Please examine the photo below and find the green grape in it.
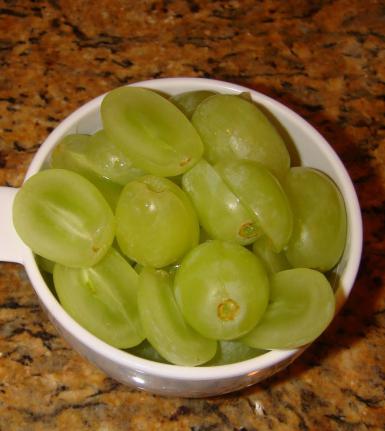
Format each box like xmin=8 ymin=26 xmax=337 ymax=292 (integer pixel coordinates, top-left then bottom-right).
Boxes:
xmin=101 ymin=86 xmax=204 ymax=177
xmin=51 ymin=132 xmax=144 ymax=186
xmin=170 ymin=90 xmax=216 ymax=118
xmin=252 ymin=236 xmax=291 ymax=275
xmin=283 ymin=167 xmax=347 ymax=272
xmin=138 ymin=267 xmax=217 ymax=366
xmin=89 ymin=130 xmax=145 ymax=185
xmin=50 ymin=134 xmax=123 ymax=210
xmin=127 ymin=340 xmax=169 ymax=363
xmin=215 ymin=159 xmax=293 ymax=252
xmin=13 ymin=169 xmax=115 ymax=268
xmin=241 ymin=268 xmax=335 ymax=350
xmin=116 ymin=175 xmax=199 ymax=268
xmin=205 ymin=340 xmax=266 ymax=366
xmin=54 ymin=247 xmax=143 ymax=348
xmin=90 ymin=176 xmax=122 ymax=211
xmin=174 ymin=240 xmax=269 ymax=340
xmin=191 ymin=94 xmax=290 ymax=180
xmin=182 ymin=159 xmax=261 ymax=245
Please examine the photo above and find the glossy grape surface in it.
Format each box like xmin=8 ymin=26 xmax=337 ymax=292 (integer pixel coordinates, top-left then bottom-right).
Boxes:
xmin=283 ymin=167 xmax=347 ymax=271
xmin=174 ymin=240 xmax=269 ymax=340
xmin=192 ymin=94 xmax=290 ymax=179
xmin=13 ymin=169 xmax=115 ymax=267
xmin=116 ymin=175 xmax=199 ymax=268
xmin=138 ymin=267 xmax=217 ymax=366
xmin=101 ymin=86 xmax=204 ymax=176
xmin=182 ymin=159 xmax=260 ymax=245
xmin=206 ymin=340 xmax=265 ymax=366
xmin=89 ymin=130 xmax=145 ymax=184
xmin=51 ymin=132 xmax=143 ymax=185
xmin=170 ymin=90 xmax=216 ymax=118
xmin=252 ymin=236 xmax=291 ymax=275
xmin=241 ymin=268 xmax=335 ymax=349
xmin=50 ymin=134 xmax=124 ymax=210
xmin=215 ymin=159 xmax=293 ymax=252
xmin=54 ymin=247 xmax=144 ymax=348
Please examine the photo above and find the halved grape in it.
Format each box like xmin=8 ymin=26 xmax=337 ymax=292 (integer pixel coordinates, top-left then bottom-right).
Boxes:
xmin=283 ymin=167 xmax=347 ymax=272
xmin=191 ymin=94 xmax=290 ymax=179
xmin=241 ymin=268 xmax=335 ymax=350
xmin=13 ymin=169 xmax=115 ymax=267
xmin=174 ymin=240 xmax=269 ymax=340
xmin=138 ymin=267 xmax=216 ymax=366
xmin=170 ymin=90 xmax=216 ymax=118
xmin=89 ymin=130 xmax=145 ymax=184
xmin=53 ymin=247 xmax=144 ymax=348
xmin=116 ymin=175 xmax=199 ymax=268
xmin=50 ymin=132 xmax=144 ymax=186
xmin=182 ymin=159 xmax=261 ymax=245
xmin=101 ymin=86 xmax=204 ymax=176
xmin=215 ymin=159 xmax=293 ymax=252
xmin=205 ymin=340 xmax=265 ymax=366
xmin=50 ymin=134 xmax=124 ymax=210
xmin=252 ymin=236 xmax=291 ymax=275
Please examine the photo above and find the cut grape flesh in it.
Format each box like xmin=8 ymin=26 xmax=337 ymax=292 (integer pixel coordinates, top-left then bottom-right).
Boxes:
xmin=101 ymin=86 xmax=204 ymax=177
xmin=13 ymin=169 xmax=115 ymax=268
xmin=138 ymin=267 xmax=217 ymax=366
xmin=53 ymin=247 xmax=144 ymax=348
xmin=241 ymin=268 xmax=335 ymax=350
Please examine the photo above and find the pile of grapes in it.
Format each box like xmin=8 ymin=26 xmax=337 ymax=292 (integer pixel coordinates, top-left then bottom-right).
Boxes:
xmin=13 ymin=87 xmax=347 ymax=366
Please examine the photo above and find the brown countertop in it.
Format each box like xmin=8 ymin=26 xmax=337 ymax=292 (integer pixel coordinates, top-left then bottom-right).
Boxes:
xmin=0 ymin=1 xmax=384 ymax=429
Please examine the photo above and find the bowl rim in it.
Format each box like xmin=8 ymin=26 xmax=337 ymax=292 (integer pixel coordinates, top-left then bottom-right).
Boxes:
xmin=22 ymin=77 xmax=363 ymax=381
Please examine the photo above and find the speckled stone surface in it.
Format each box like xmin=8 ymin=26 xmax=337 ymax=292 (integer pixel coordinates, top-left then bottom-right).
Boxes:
xmin=0 ymin=0 xmax=384 ymax=429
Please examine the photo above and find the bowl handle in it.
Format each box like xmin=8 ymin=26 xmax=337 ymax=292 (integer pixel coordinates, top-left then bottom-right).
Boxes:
xmin=0 ymin=187 xmax=28 ymax=264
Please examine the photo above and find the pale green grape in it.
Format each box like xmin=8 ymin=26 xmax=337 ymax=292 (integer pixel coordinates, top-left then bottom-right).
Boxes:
xmin=241 ymin=268 xmax=335 ymax=349
xmin=174 ymin=240 xmax=269 ymax=340
xmin=252 ymin=236 xmax=291 ymax=275
xmin=127 ymin=340 xmax=169 ymax=363
xmin=138 ymin=267 xmax=217 ymax=366
xmin=89 ymin=176 xmax=122 ymax=211
xmin=89 ymin=130 xmax=145 ymax=184
xmin=283 ymin=167 xmax=347 ymax=272
xmin=53 ymin=247 xmax=144 ymax=348
xmin=205 ymin=340 xmax=265 ymax=366
xmin=101 ymin=86 xmax=204 ymax=177
xmin=50 ymin=134 xmax=123 ymax=210
xmin=50 ymin=132 xmax=144 ymax=186
xmin=192 ymin=94 xmax=290 ymax=180
xmin=116 ymin=175 xmax=199 ymax=268
xmin=182 ymin=159 xmax=261 ymax=245
xmin=13 ymin=169 xmax=115 ymax=268
xmin=170 ymin=90 xmax=216 ymax=118
xmin=215 ymin=159 xmax=293 ymax=252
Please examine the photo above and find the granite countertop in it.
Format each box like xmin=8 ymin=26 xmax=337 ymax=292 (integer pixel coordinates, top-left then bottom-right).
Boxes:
xmin=0 ymin=0 xmax=384 ymax=429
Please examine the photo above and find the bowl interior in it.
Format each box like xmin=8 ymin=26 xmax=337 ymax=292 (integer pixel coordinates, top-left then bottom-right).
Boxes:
xmin=22 ymin=77 xmax=362 ymax=381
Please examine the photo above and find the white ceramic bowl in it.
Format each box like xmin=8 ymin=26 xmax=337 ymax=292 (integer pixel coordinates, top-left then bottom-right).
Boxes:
xmin=0 ymin=78 xmax=362 ymax=397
